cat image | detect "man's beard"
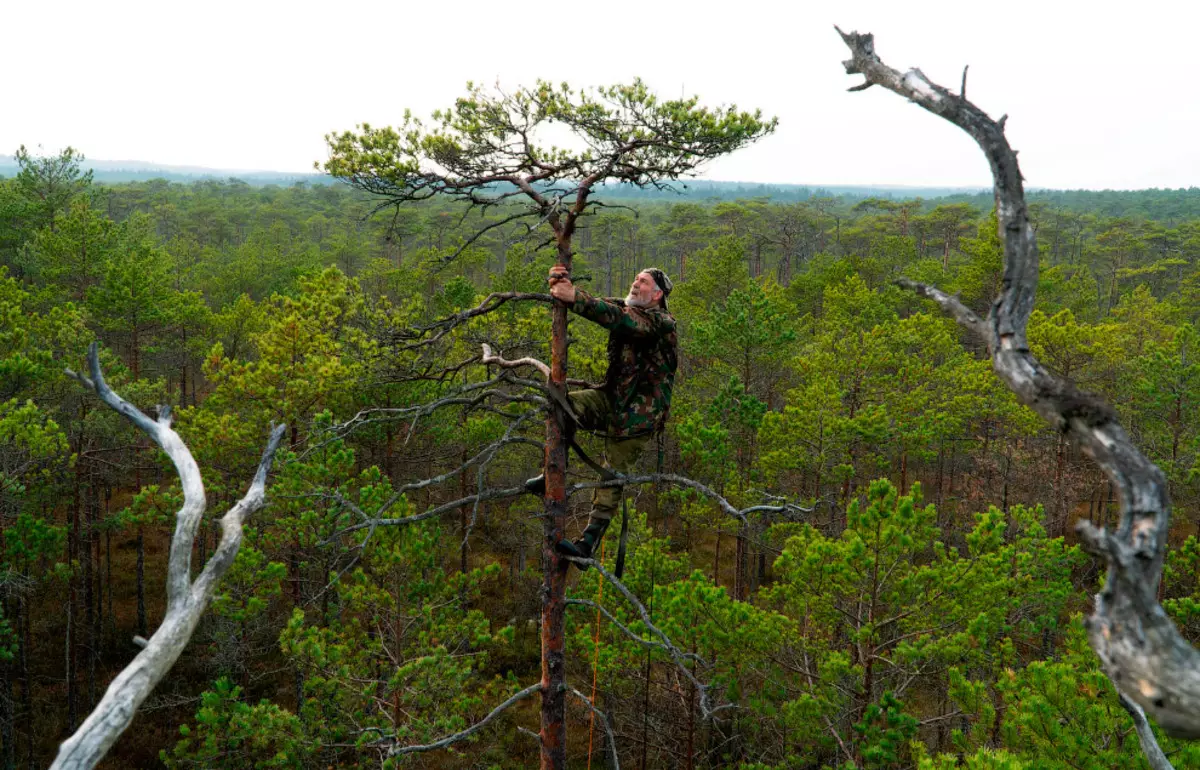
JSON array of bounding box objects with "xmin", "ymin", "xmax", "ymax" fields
[{"xmin": 625, "ymin": 291, "xmax": 653, "ymax": 308}]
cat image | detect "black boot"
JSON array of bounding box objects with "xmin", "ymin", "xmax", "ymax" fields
[
  {"xmin": 555, "ymin": 518, "xmax": 611, "ymax": 569},
  {"xmin": 524, "ymin": 474, "xmax": 546, "ymax": 497}
]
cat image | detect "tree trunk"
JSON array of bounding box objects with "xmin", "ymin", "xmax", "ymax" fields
[
  {"xmin": 460, "ymin": 438, "xmax": 469, "ymax": 576},
  {"xmin": 539, "ymin": 245, "xmax": 572, "ymax": 770},
  {"xmin": 105, "ymin": 529, "xmax": 113, "ymax": 640},
  {"xmin": 20, "ymin": 595, "xmax": 32, "ymax": 770},
  {"xmin": 136, "ymin": 526, "xmax": 146, "ymax": 639},
  {"xmin": 712, "ymin": 530, "xmax": 721, "ymax": 588},
  {"xmin": 1052, "ymin": 434, "xmax": 1066, "ymax": 537},
  {"xmin": 734, "ymin": 524, "xmax": 746, "ymax": 601},
  {"xmin": 1, "ymin": 609, "xmax": 13, "ymax": 770},
  {"xmin": 67, "ymin": 464, "xmax": 81, "ymax": 732},
  {"xmin": 84, "ymin": 486, "xmax": 96, "ymax": 709}
]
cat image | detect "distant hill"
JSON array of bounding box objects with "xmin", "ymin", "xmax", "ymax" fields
[
  {"xmin": 0, "ymin": 155, "xmax": 332, "ymax": 186},
  {"xmin": 594, "ymin": 179, "xmax": 989, "ymax": 202},
  {"xmin": 0, "ymin": 154, "xmax": 992, "ymax": 199}
]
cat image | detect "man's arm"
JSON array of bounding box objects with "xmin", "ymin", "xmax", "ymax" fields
[
  {"xmin": 570, "ymin": 289, "xmax": 672, "ymax": 338},
  {"xmin": 547, "ymin": 268, "xmax": 671, "ymax": 338}
]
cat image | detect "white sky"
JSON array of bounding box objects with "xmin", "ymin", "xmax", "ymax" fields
[{"xmin": 3, "ymin": 0, "xmax": 1195, "ymax": 190}]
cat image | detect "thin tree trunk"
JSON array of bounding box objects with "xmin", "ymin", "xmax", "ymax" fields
[
  {"xmin": 84, "ymin": 486, "xmax": 96, "ymax": 709},
  {"xmin": 686, "ymin": 639, "xmax": 696, "ymax": 770},
  {"xmin": 640, "ymin": 558, "xmax": 657, "ymax": 770},
  {"xmin": 20, "ymin": 595, "xmax": 32, "ymax": 770},
  {"xmin": 539, "ymin": 243, "xmax": 572, "ymax": 770},
  {"xmin": 712, "ymin": 530, "xmax": 722, "ymax": 588},
  {"xmin": 105, "ymin": 530, "xmax": 113, "ymax": 639},
  {"xmin": 1, "ymin": 607, "xmax": 13, "ymax": 770},
  {"xmin": 136, "ymin": 526, "xmax": 146, "ymax": 639},
  {"xmin": 67, "ymin": 464, "xmax": 81, "ymax": 731}
]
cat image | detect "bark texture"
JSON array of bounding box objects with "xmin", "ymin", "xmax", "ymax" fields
[
  {"xmin": 837, "ymin": 23, "xmax": 1197, "ymax": 750},
  {"xmin": 51, "ymin": 344, "xmax": 285, "ymax": 770}
]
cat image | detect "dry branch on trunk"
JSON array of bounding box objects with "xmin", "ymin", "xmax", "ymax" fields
[
  {"xmin": 837, "ymin": 25, "xmax": 1196, "ymax": 750},
  {"xmin": 482, "ymin": 343, "xmax": 552, "ymax": 378},
  {"xmin": 52, "ymin": 344, "xmax": 285, "ymax": 770},
  {"xmin": 568, "ymin": 688, "xmax": 620, "ymax": 770},
  {"xmin": 565, "ymin": 556, "xmax": 725, "ymax": 719},
  {"xmin": 386, "ymin": 682, "xmax": 544, "ymax": 757}
]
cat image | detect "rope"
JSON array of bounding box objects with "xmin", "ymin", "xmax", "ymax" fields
[{"xmin": 586, "ymin": 537, "xmax": 606, "ymax": 769}]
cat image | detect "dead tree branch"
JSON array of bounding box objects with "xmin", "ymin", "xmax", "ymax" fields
[
  {"xmin": 482, "ymin": 343, "xmax": 552, "ymax": 378},
  {"xmin": 569, "ymin": 474, "xmax": 804, "ymax": 524},
  {"xmin": 327, "ymin": 484, "xmax": 527, "ymax": 540},
  {"xmin": 1120, "ymin": 693, "xmax": 1175, "ymax": 770},
  {"xmin": 390, "ymin": 291, "xmax": 554, "ymax": 351},
  {"xmin": 53, "ymin": 343, "xmax": 285, "ymax": 770},
  {"xmin": 387, "ymin": 682, "xmax": 543, "ymax": 757},
  {"xmin": 567, "ymin": 598, "xmax": 709, "ymax": 667},
  {"xmin": 568, "ymin": 687, "xmax": 620, "ymax": 770},
  {"xmin": 565, "ymin": 556, "xmax": 724, "ymax": 719},
  {"xmin": 838, "ymin": 25, "xmax": 1200, "ymax": 744}
]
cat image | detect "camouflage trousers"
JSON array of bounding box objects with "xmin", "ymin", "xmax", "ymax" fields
[{"xmin": 568, "ymin": 389, "xmax": 651, "ymax": 522}]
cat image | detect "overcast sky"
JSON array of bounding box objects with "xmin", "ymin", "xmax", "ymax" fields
[{"xmin": 4, "ymin": 1, "xmax": 1195, "ymax": 190}]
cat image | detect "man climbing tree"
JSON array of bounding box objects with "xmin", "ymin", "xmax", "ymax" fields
[
  {"xmin": 322, "ymin": 78, "xmax": 773, "ymax": 769},
  {"xmin": 528, "ymin": 265, "xmax": 678, "ymax": 563}
]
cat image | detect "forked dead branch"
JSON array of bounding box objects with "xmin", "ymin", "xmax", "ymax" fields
[
  {"xmin": 837, "ymin": 24, "xmax": 1194, "ymax": 763},
  {"xmin": 50, "ymin": 344, "xmax": 285, "ymax": 770}
]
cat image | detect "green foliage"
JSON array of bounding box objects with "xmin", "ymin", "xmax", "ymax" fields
[
  {"xmin": 11, "ymin": 135, "xmax": 1200, "ymax": 769},
  {"xmin": 324, "ymin": 79, "xmax": 776, "ymax": 195},
  {"xmin": 162, "ymin": 678, "xmax": 311, "ymax": 769}
]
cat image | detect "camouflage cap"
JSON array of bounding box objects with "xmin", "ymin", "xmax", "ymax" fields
[{"xmin": 641, "ymin": 267, "xmax": 673, "ymax": 309}]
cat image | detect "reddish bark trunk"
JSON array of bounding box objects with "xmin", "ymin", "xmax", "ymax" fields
[{"xmin": 539, "ymin": 251, "xmax": 571, "ymax": 769}]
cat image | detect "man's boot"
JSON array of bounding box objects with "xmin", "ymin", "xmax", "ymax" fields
[
  {"xmin": 524, "ymin": 474, "xmax": 546, "ymax": 497},
  {"xmin": 555, "ymin": 517, "xmax": 610, "ymax": 569}
]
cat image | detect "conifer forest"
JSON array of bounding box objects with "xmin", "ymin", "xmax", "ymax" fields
[{"xmin": 9, "ymin": 30, "xmax": 1200, "ymax": 770}]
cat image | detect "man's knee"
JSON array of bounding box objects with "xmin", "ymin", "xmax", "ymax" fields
[
  {"xmin": 606, "ymin": 435, "xmax": 650, "ymax": 474},
  {"xmin": 591, "ymin": 486, "xmax": 620, "ymax": 520},
  {"xmin": 568, "ymin": 389, "xmax": 610, "ymax": 432}
]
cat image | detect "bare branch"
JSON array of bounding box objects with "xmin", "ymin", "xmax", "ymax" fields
[
  {"xmin": 894, "ymin": 279, "xmax": 988, "ymax": 342},
  {"xmin": 388, "ymin": 682, "xmax": 542, "ymax": 756},
  {"xmin": 1119, "ymin": 693, "xmax": 1176, "ymax": 770},
  {"xmin": 431, "ymin": 208, "xmax": 543, "ymax": 269},
  {"xmin": 567, "ymin": 598, "xmax": 709, "ymax": 667},
  {"xmin": 54, "ymin": 344, "xmax": 285, "ymax": 770},
  {"xmin": 568, "ymin": 688, "xmax": 620, "ymax": 770},
  {"xmin": 565, "ymin": 556, "xmax": 717, "ymax": 718},
  {"xmin": 322, "ymin": 375, "xmax": 545, "ymax": 447},
  {"xmin": 328, "ymin": 485, "xmax": 527, "ymax": 540},
  {"xmin": 482, "ymin": 343, "xmax": 551, "ymax": 379},
  {"xmin": 838, "ymin": 26, "xmax": 1200, "ymax": 740},
  {"xmin": 390, "ymin": 291, "xmax": 554, "ymax": 352},
  {"xmin": 568, "ymin": 473, "xmax": 767, "ymax": 524}
]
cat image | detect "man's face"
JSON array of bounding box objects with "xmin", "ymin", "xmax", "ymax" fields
[{"xmin": 626, "ymin": 271, "xmax": 663, "ymax": 308}]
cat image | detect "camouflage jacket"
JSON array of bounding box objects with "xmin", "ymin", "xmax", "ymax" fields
[{"xmin": 571, "ymin": 290, "xmax": 678, "ymax": 438}]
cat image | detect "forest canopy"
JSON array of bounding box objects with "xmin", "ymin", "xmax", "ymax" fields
[{"xmin": 6, "ymin": 67, "xmax": 1200, "ymax": 767}]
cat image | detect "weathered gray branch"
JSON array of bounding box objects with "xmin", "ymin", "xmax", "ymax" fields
[
  {"xmin": 388, "ymin": 682, "xmax": 543, "ymax": 756},
  {"xmin": 568, "ymin": 688, "xmax": 620, "ymax": 770},
  {"xmin": 1119, "ymin": 693, "xmax": 1174, "ymax": 770},
  {"xmin": 566, "ymin": 598, "xmax": 709, "ymax": 667},
  {"xmin": 838, "ymin": 26, "xmax": 1200, "ymax": 742},
  {"xmin": 327, "ymin": 484, "xmax": 527, "ymax": 539},
  {"xmin": 569, "ymin": 473, "xmax": 798, "ymax": 524},
  {"xmin": 565, "ymin": 556, "xmax": 720, "ymax": 719},
  {"xmin": 482, "ymin": 342, "xmax": 552, "ymax": 378},
  {"xmin": 53, "ymin": 343, "xmax": 285, "ymax": 769}
]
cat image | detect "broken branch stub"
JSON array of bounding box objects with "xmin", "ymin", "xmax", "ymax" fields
[
  {"xmin": 52, "ymin": 343, "xmax": 285, "ymax": 770},
  {"xmin": 837, "ymin": 26, "xmax": 1200, "ymax": 741}
]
